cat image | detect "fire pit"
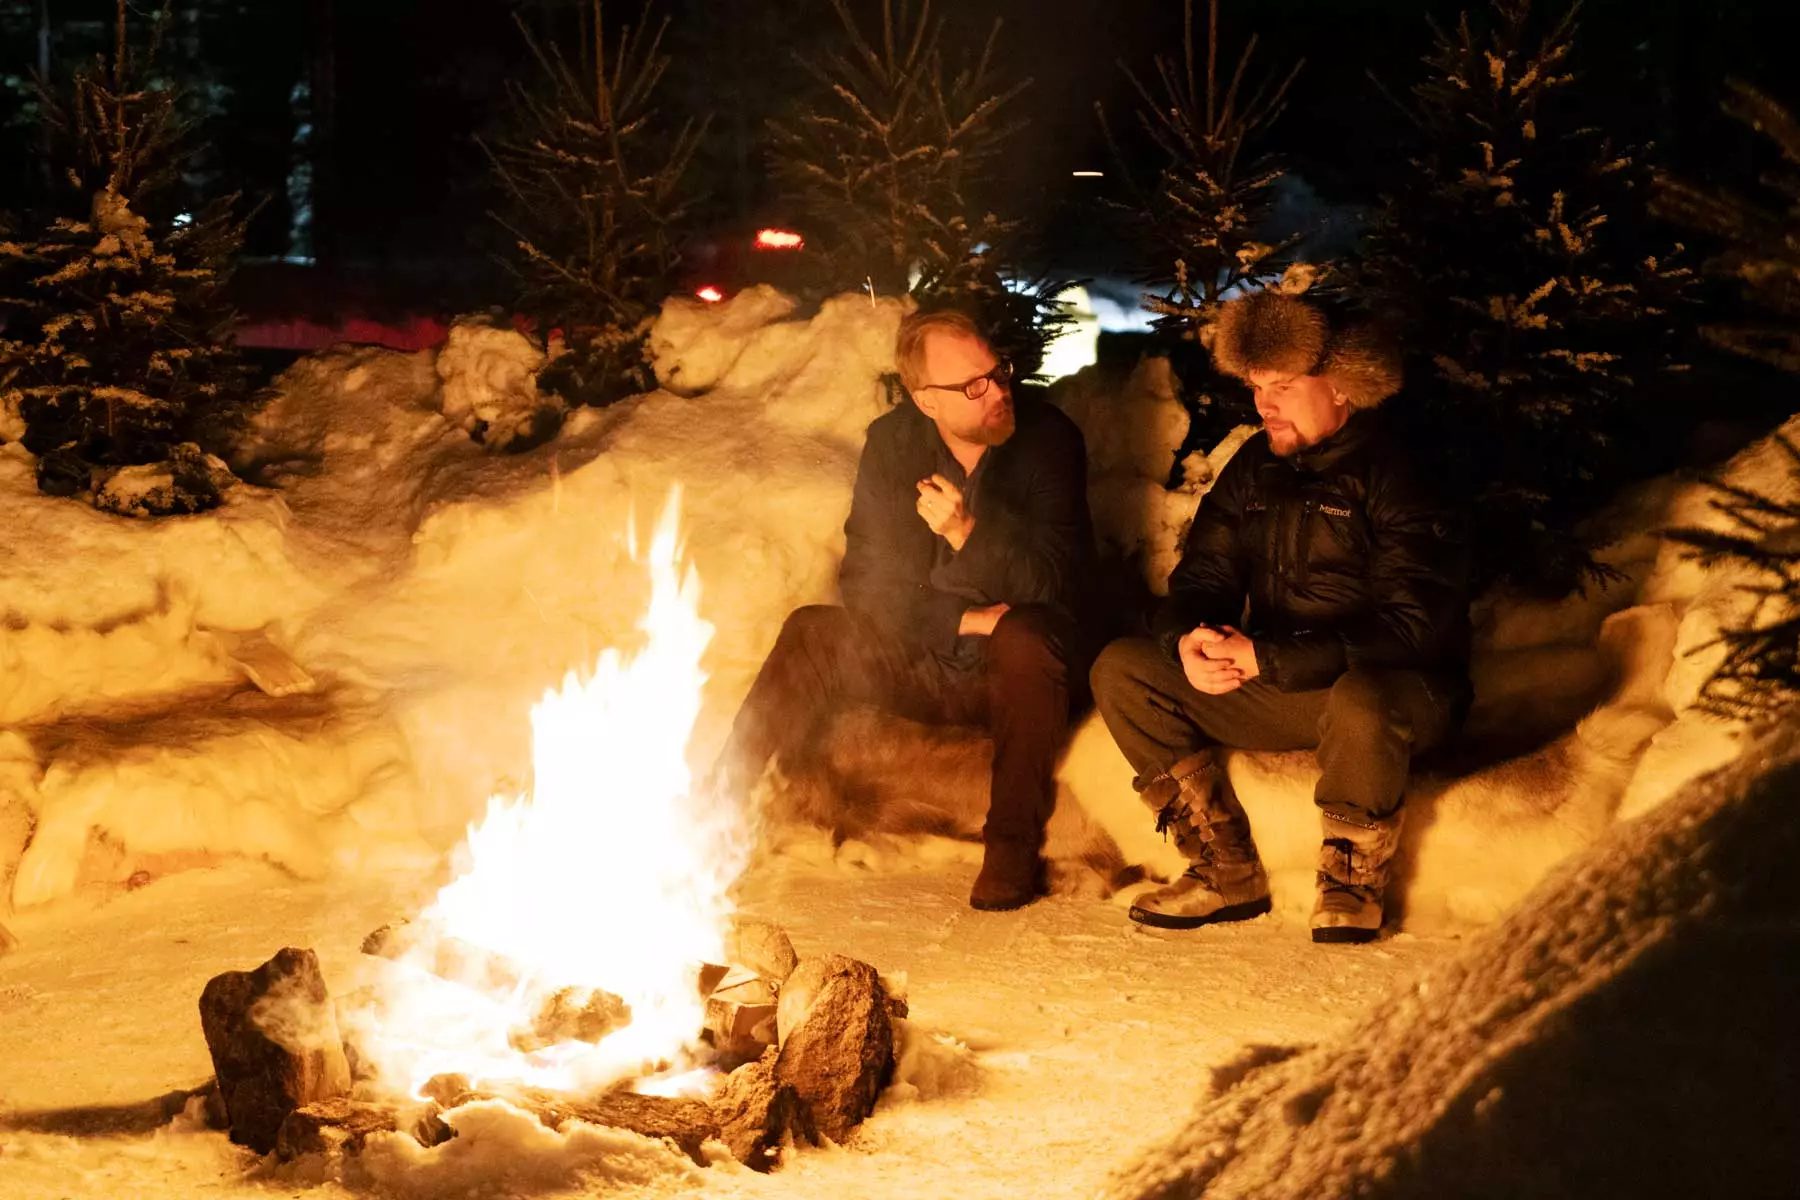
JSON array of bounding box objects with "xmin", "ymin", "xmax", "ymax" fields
[{"xmin": 195, "ymin": 496, "xmax": 904, "ymax": 1172}]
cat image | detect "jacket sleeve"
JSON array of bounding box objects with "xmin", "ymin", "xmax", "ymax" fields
[
  {"xmin": 927, "ymin": 419, "xmax": 1090, "ymax": 609},
  {"xmin": 1341, "ymin": 465, "xmax": 1471, "ymax": 672},
  {"xmin": 839, "ymin": 431, "xmax": 966, "ymax": 657},
  {"xmin": 1151, "ymin": 451, "xmax": 1252, "ymax": 660}
]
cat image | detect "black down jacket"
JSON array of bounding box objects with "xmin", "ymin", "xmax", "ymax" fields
[{"xmin": 1152, "ymin": 411, "xmax": 1472, "ymax": 695}]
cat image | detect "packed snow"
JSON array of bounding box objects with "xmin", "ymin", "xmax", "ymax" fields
[{"xmin": 0, "ymin": 285, "xmax": 1786, "ymax": 1196}]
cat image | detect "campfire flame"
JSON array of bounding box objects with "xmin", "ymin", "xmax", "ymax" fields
[{"xmin": 361, "ymin": 490, "xmax": 748, "ymax": 1097}]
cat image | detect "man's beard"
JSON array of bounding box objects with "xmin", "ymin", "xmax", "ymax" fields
[
  {"xmin": 959, "ymin": 406, "xmax": 1015, "ymax": 447},
  {"xmin": 1266, "ymin": 423, "xmax": 1303, "ymax": 456}
]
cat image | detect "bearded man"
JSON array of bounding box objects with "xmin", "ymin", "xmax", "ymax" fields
[
  {"xmin": 712, "ymin": 309, "xmax": 1095, "ymax": 911},
  {"xmin": 1091, "ymin": 291, "xmax": 1471, "ymax": 942}
]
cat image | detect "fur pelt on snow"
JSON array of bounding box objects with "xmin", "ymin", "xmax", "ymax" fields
[
  {"xmin": 761, "ymin": 601, "xmax": 1677, "ymax": 928},
  {"xmin": 1209, "ymin": 292, "xmax": 1402, "ymax": 409}
]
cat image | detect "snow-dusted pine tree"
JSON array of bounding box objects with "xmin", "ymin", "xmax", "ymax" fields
[
  {"xmin": 1655, "ymin": 82, "xmax": 1800, "ymax": 376},
  {"xmin": 1359, "ymin": 0, "xmax": 1694, "ymax": 594},
  {"xmin": 485, "ymin": 0, "xmax": 702, "ymax": 408},
  {"xmin": 1100, "ymin": 0, "xmax": 1305, "ymax": 477},
  {"xmin": 0, "ymin": 0, "xmax": 251, "ymax": 503},
  {"xmin": 1658, "ymin": 84, "xmax": 1800, "ymax": 720},
  {"xmin": 769, "ymin": 0, "xmax": 1068, "ymax": 379}
]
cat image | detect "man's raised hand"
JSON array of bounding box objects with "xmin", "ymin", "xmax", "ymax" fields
[{"xmin": 916, "ymin": 474, "xmax": 974, "ymax": 550}]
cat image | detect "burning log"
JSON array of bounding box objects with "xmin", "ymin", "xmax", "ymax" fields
[
  {"xmin": 360, "ymin": 920, "xmax": 633, "ymax": 1053},
  {"xmin": 421, "ymin": 1075, "xmax": 718, "ymax": 1166},
  {"xmin": 773, "ymin": 955, "xmax": 895, "ymax": 1145},
  {"xmin": 713, "ymin": 1046, "xmax": 815, "ymax": 1171},
  {"xmin": 529, "ymin": 1089, "xmax": 719, "ymax": 1165},
  {"xmin": 198, "ymin": 947, "xmax": 353, "ymax": 1153},
  {"xmin": 508, "ymin": 985, "xmax": 633, "ymax": 1054},
  {"xmin": 361, "ymin": 920, "xmax": 530, "ymax": 996},
  {"xmin": 273, "ymin": 1096, "xmax": 451, "ymax": 1160}
]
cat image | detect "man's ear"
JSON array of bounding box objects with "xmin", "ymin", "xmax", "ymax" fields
[{"xmin": 910, "ymin": 387, "xmax": 939, "ymax": 419}]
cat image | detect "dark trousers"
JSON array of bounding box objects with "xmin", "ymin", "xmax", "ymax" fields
[
  {"xmin": 1090, "ymin": 637, "xmax": 1456, "ymax": 824},
  {"xmin": 719, "ymin": 604, "xmax": 1085, "ymax": 850}
]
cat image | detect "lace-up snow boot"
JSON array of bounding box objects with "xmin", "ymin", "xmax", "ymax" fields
[
  {"xmin": 1311, "ymin": 810, "xmax": 1405, "ymax": 944},
  {"xmin": 1128, "ymin": 751, "xmax": 1271, "ymax": 930}
]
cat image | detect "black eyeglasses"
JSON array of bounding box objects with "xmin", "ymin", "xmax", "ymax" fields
[{"xmin": 916, "ymin": 359, "xmax": 1014, "ymax": 401}]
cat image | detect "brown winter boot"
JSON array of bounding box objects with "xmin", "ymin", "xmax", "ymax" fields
[
  {"xmin": 1128, "ymin": 751, "xmax": 1271, "ymax": 930},
  {"xmin": 1311, "ymin": 810, "xmax": 1405, "ymax": 944}
]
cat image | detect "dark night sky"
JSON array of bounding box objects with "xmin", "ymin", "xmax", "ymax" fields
[{"xmin": 4, "ymin": 0, "xmax": 1786, "ymax": 311}]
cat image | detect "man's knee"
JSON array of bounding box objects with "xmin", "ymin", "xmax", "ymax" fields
[
  {"xmin": 1322, "ymin": 669, "xmax": 1403, "ymax": 741},
  {"xmin": 986, "ymin": 606, "xmax": 1073, "ymax": 681},
  {"xmin": 774, "ymin": 604, "xmax": 852, "ymax": 653},
  {"xmin": 1090, "ymin": 637, "xmax": 1163, "ymax": 702}
]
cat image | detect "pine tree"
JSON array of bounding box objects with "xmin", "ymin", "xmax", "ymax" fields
[
  {"xmin": 484, "ymin": 0, "xmax": 702, "ymax": 408},
  {"xmin": 1099, "ymin": 0, "xmax": 1305, "ymax": 479},
  {"xmin": 0, "ymin": 0, "xmax": 251, "ymax": 502},
  {"xmin": 1663, "ymin": 438, "xmax": 1800, "ymax": 722},
  {"xmin": 1654, "ymin": 82, "xmax": 1800, "ymax": 375},
  {"xmin": 1657, "ymin": 85, "xmax": 1800, "ymax": 720},
  {"xmin": 768, "ymin": 0, "xmax": 1069, "ymax": 380},
  {"xmin": 1359, "ymin": 0, "xmax": 1694, "ymax": 595}
]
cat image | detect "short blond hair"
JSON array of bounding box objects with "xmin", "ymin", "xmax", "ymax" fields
[{"xmin": 895, "ymin": 309, "xmax": 986, "ymax": 392}]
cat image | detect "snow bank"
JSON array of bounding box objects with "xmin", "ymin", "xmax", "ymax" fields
[
  {"xmin": 2, "ymin": 287, "xmax": 904, "ymax": 910},
  {"xmin": 1104, "ymin": 711, "xmax": 1800, "ymax": 1200}
]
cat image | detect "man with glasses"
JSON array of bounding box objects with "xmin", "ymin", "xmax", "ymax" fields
[{"xmin": 711, "ymin": 309, "xmax": 1095, "ymax": 911}]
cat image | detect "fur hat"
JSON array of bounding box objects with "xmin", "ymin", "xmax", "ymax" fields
[{"xmin": 1210, "ymin": 291, "xmax": 1401, "ymax": 409}]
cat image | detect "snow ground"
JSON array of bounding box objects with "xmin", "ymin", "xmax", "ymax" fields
[{"xmin": 0, "ymin": 853, "xmax": 1449, "ymax": 1199}]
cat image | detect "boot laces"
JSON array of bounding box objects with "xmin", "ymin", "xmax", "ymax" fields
[{"xmin": 1154, "ymin": 798, "xmax": 1193, "ymax": 840}]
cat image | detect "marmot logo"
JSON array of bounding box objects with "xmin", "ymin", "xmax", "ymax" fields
[{"xmin": 1320, "ymin": 503, "xmax": 1353, "ymax": 518}]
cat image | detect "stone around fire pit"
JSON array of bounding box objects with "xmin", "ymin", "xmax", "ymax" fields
[
  {"xmin": 714, "ymin": 1046, "xmax": 816, "ymax": 1171},
  {"xmin": 705, "ymin": 965, "xmax": 780, "ymax": 1066},
  {"xmin": 774, "ymin": 955, "xmax": 895, "ymax": 1145},
  {"xmin": 198, "ymin": 947, "xmax": 353, "ymax": 1153},
  {"xmin": 726, "ymin": 916, "xmax": 799, "ymax": 983}
]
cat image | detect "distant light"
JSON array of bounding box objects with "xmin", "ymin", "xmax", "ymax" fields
[
  {"xmin": 1038, "ymin": 285, "xmax": 1100, "ymax": 383},
  {"xmin": 1071, "ymin": 170, "xmax": 1104, "ymax": 178},
  {"xmin": 173, "ymin": 211, "xmax": 195, "ymax": 226},
  {"xmin": 695, "ymin": 286, "xmax": 725, "ymax": 303},
  {"xmin": 753, "ymin": 228, "xmax": 804, "ymax": 250}
]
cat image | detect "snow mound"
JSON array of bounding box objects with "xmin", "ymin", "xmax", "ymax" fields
[
  {"xmin": 1105, "ymin": 712, "xmax": 1800, "ymax": 1200},
  {"xmin": 2, "ymin": 289, "xmax": 906, "ymax": 910},
  {"xmin": 435, "ymin": 317, "xmax": 559, "ymax": 451},
  {"xmin": 1053, "ymin": 356, "xmax": 1250, "ymax": 594}
]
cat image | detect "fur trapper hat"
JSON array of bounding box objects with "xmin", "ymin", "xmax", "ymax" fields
[{"xmin": 1209, "ymin": 291, "xmax": 1401, "ymax": 409}]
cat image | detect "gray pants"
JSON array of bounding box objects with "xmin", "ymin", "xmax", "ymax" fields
[{"xmin": 1089, "ymin": 637, "xmax": 1458, "ymax": 824}]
